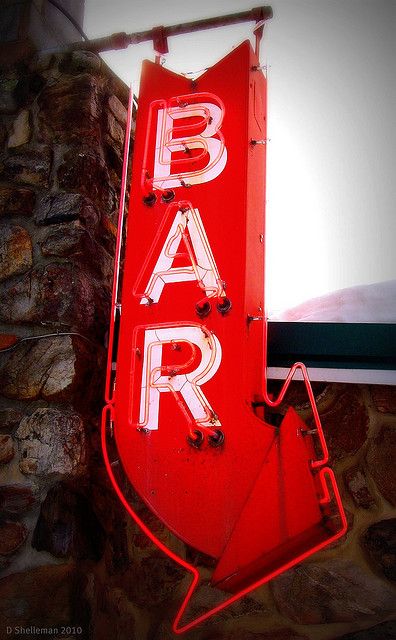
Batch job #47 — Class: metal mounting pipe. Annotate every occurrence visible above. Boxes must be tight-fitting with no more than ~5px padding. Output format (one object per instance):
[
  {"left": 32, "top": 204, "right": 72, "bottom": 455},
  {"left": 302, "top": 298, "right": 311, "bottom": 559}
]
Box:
[{"left": 68, "top": 6, "right": 273, "bottom": 54}]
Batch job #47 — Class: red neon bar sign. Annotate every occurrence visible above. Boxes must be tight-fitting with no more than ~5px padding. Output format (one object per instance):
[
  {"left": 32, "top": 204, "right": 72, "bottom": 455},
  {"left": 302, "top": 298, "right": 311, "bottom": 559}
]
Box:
[{"left": 102, "top": 41, "right": 347, "bottom": 633}]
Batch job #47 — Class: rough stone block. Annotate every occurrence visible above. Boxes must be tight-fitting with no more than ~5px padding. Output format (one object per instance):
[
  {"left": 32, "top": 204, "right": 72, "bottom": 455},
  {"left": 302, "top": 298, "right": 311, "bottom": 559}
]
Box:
[
  {"left": 313, "top": 389, "right": 369, "bottom": 460},
  {"left": 0, "top": 521, "right": 28, "bottom": 555},
  {"left": 130, "top": 508, "right": 169, "bottom": 552},
  {"left": 8, "top": 109, "right": 31, "bottom": 148},
  {"left": 179, "top": 583, "right": 264, "bottom": 628},
  {"left": 370, "top": 385, "right": 396, "bottom": 414},
  {"left": 34, "top": 191, "right": 98, "bottom": 228},
  {"left": 108, "top": 94, "right": 127, "bottom": 126},
  {"left": 339, "top": 620, "right": 396, "bottom": 639},
  {"left": 125, "top": 552, "right": 185, "bottom": 608},
  {"left": 39, "top": 220, "right": 89, "bottom": 256},
  {"left": 58, "top": 146, "right": 116, "bottom": 213},
  {"left": 2, "top": 146, "right": 52, "bottom": 187},
  {"left": 0, "top": 224, "right": 32, "bottom": 282},
  {"left": 0, "top": 563, "right": 78, "bottom": 629},
  {"left": 0, "top": 123, "right": 7, "bottom": 147},
  {"left": 38, "top": 73, "right": 101, "bottom": 143},
  {"left": 343, "top": 465, "right": 376, "bottom": 509},
  {"left": 325, "top": 506, "right": 354, "bottom": 550},
  {"left": 15, "top": 407, "right": 86, "bottom": 477},
  {"left": 9, "top": 71, "right": 45, "bottom": 106},
  {"left": 0, "top": 262, "right": 109, "bottom": 335},
  {"left": 39, "top": 222, "right": 114, "bottom": 282},
  {"left": 271, "top": 558, "right": 396, "bottom": 624},
  {"left": 103, "top": 134, "right": 123, "bottom": 182},
  {"left": 106, "top": 111, "right": 125, "bottom": 148},
  {"left": 94, "top": 585, "right": 137, "bottom": 640},
  {"left": 0, "top": 409, "right": 24, "bottom": 432},
  {"left": 366, "top": 425, "right": 396, "bottom": 505},
  {"left": 27, "top": 51, "right": 59, "bottom": 73},
  {"left": 66, "top": 51, "right": 104, "bottom": 75},
  {"left": 0, "top": 186, "right": 35, "bottom": 217},
  {"left": 0, "top": 77, "right": 19, "bottom": 114},
  {"left": 205, "top": 630, "right": 309, "bottom": 640},
  {"left": 0, "top": 335, "right": 92, "bottom": 401},
  {"left": 361, "top": 519, "right": 396, "bottom": 583},
  {"left": 32, "top": 483, "right": 105, "bottom": 559},
  {"left": 0, "top": 435, "right": 14, "bottom": 464},
  {"left": 0, "top": 484, "right": 36, "bottom": 514}
]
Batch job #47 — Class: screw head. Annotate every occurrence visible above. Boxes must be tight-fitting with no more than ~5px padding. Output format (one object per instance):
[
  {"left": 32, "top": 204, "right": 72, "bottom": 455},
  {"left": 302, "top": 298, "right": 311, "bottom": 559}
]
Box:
[
  {"left": 196, "top": 300, "right": 211, "bottom": 318},
  {"left": 161, "top": 190, "right": 175, "bottom": 203},
  {"left": 143, "top": 192, "right": 157, "bottom": 207},
  {"left": 187, "top": 429, "right": 204, "bottom": 448},
  {"left": 208, "top": 429, "right": 225, "bottom": 447},
  {"left": 216, "top": 297, "right": 232, "bottom": 315}
]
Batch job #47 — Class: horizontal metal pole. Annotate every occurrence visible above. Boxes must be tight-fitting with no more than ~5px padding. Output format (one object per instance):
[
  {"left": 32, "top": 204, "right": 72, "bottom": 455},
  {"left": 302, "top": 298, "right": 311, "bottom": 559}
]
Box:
[{"left": 69, "top": 6, "right": 273, "bottom": 53}]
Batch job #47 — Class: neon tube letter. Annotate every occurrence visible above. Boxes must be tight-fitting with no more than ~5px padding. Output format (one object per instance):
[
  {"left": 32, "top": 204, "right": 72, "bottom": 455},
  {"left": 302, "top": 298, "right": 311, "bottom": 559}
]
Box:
[
  {"left": 138, "top": 325, "right": 222, "bottom": 431},
  {"left": 151, "top": 94, "right": 227, "bottom": 189},
  {"left": 136, "top": 205, "right": 224, "bottom": 304}
]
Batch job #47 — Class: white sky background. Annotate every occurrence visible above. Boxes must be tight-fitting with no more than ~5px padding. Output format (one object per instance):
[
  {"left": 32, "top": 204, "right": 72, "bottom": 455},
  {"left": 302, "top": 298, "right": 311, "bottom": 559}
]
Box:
[{"left": 84, "top": 0, "right": 395, "bottom": 315}]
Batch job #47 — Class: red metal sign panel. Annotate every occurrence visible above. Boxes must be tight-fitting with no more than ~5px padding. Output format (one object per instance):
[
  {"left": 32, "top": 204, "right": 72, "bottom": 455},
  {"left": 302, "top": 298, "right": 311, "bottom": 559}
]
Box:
[{"left": 102, "top": 41, "right": 346, "bottom": 633}]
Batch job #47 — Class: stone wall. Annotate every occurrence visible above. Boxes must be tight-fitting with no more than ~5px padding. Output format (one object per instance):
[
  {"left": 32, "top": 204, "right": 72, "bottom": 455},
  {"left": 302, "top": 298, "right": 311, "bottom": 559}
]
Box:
[
  {"left": 0, "top": 51, "right": 395, "bottom": 640},
  {"left": 0, "top": 49, "right": 131, "bottom": 639}
]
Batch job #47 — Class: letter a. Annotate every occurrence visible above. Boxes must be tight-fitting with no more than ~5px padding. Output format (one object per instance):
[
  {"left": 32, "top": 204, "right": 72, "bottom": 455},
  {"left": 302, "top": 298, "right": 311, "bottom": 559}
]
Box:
[{"left": 134, "top": 203, "right": 225, "bottom": 304}]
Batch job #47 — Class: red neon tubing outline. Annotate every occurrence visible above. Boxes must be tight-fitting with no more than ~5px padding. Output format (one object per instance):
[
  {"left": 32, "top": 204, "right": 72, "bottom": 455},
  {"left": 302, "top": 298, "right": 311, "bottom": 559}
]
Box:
[
  {"left": 102, "top": 405, "right": 346, "bottom": 634},
  {"left": 102, "top": 87, "right": 348, "bottom": 635},
  {"left": 262, "top": 317, "right": 329, "bottom": 469}
]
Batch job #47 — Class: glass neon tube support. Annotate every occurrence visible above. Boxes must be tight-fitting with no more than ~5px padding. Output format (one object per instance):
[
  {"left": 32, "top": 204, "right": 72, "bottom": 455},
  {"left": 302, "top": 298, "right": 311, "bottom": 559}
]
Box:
[{"left": 104, "top": 85, "right": 134, "bottom": 406}]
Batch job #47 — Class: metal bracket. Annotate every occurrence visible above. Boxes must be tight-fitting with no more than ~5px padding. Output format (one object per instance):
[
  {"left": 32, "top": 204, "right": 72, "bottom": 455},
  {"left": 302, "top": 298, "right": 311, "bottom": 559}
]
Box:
[{"left": 66, "top": 6, "right": 273, "bottom": 55}]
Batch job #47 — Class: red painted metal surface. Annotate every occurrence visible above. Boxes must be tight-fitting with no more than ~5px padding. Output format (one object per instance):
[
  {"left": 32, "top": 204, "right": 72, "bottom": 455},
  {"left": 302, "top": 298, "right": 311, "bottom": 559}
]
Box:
[{"left": 102, "top": 41, "right": 347, "bottom": 633}]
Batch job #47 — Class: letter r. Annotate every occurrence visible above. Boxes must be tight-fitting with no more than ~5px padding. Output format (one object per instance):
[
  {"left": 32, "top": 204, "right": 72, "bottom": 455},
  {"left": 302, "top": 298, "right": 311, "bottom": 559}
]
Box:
[{"left": 138, "top": 324, "right": 222, "bottom": 431}]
